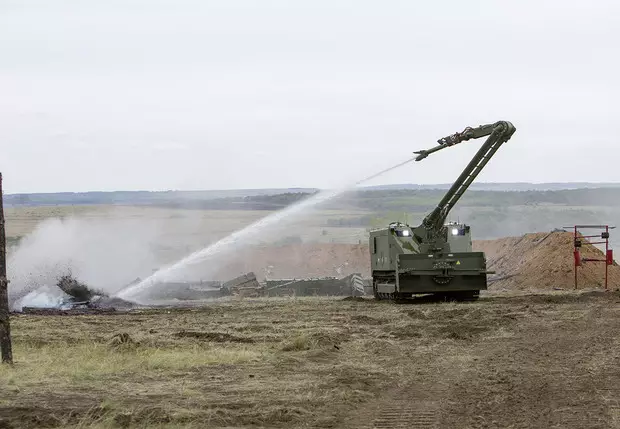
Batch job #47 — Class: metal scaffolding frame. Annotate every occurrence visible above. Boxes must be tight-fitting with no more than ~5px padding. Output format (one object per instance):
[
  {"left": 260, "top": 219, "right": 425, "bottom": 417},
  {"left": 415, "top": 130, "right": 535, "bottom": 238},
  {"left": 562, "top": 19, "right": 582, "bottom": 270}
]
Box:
[{"left": 570, "top": 225, "right": 615, "bottom": 290}]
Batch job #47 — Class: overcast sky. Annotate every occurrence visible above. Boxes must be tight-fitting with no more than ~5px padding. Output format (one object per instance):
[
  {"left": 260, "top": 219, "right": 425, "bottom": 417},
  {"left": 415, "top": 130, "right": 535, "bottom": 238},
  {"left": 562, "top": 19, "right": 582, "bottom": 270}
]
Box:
[{"left": 1, "top": 0, "right": 618, "bottom": 193}]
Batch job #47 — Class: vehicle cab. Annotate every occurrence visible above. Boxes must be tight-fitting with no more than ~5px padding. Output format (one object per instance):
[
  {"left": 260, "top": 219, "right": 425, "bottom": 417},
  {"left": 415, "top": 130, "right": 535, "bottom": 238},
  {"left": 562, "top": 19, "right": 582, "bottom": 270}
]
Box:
[{"left": 445, "top": 221, "right": 473, "bottom": 253}]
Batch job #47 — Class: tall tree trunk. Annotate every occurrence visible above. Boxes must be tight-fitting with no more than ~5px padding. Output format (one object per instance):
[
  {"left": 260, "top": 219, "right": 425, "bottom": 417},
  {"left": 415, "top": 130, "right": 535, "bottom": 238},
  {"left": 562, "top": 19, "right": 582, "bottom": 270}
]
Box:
[{"left": 0, "top": 172, "right": 13, "bottom": 364}]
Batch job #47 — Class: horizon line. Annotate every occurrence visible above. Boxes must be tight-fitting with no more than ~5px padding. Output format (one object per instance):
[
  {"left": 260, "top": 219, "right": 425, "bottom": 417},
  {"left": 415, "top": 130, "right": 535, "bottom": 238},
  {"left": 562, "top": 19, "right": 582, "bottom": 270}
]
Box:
[{"left": 5, "top": 181, "right": 620, "bottom": 196}]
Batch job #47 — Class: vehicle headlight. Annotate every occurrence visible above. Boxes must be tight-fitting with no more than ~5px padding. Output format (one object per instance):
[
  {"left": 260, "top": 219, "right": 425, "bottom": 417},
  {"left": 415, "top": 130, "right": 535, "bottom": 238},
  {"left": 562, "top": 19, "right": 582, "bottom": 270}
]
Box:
[
  {"left": 402, "top": 230, "right": 410, "bottom": 237},
  {"left": 451, "top": 228, "right": 459, "bottom": 236}
]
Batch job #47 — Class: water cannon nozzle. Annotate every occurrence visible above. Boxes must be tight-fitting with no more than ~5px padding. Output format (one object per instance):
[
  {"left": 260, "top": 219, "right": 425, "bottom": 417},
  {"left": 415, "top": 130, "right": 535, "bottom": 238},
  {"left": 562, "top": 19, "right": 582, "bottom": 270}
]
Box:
[{"left": 414, "top": 150, "right": 428, "bottom": 161}]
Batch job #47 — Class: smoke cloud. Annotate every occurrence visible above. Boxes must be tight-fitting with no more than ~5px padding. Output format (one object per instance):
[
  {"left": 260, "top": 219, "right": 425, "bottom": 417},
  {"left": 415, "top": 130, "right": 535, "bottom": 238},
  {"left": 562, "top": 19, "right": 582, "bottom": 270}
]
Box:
[
  {"left": 7, "top": 214, "right": 163, "bottom": 305},
  {"left": 12, "top": 285, "right": 70, "bottom": 312}
]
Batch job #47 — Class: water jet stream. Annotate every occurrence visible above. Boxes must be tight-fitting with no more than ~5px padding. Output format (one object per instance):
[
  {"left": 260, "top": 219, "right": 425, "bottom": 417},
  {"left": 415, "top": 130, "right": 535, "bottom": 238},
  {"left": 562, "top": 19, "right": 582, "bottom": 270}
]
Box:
[{"left": 116, "top": 157, "right": 417, "bottom": 301}]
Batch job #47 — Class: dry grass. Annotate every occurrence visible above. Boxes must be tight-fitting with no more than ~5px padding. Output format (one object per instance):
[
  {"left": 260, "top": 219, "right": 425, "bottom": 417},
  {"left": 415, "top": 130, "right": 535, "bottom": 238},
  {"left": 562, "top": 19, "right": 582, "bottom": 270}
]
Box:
[
  {"left": 1, "top": 292, "right": 620, "bottom": 428},
  {"left": 1, "top": 342, "right": 261, "bottom": 384}
]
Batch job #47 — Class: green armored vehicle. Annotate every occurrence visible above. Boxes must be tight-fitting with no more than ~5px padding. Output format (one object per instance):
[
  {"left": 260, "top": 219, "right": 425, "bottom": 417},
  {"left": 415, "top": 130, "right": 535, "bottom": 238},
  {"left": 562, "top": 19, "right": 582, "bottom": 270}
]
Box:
[{"left": 370, "top": 121, "right": 516, "bottom": 300}]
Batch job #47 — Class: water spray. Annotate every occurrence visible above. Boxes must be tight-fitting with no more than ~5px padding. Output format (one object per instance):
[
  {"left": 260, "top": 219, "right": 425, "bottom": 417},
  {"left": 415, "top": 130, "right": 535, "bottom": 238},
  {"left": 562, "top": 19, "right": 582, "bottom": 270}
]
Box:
[{"left": 115, "top": 156, "right": 417, "bottom": 302}]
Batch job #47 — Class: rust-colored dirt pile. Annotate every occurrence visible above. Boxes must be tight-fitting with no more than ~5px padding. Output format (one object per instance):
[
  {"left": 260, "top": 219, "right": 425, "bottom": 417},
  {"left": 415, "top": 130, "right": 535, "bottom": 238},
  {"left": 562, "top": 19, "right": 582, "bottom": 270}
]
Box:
[{"left": 474, "top": 231, "right": 620, "bottom": 290}]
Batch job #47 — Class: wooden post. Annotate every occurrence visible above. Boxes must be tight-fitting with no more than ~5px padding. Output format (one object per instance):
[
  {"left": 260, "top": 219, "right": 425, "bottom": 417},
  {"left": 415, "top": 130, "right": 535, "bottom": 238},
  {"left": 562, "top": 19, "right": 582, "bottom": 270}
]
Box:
[{"left": 0, "top": 172, "right": 13, "bottom": 364}]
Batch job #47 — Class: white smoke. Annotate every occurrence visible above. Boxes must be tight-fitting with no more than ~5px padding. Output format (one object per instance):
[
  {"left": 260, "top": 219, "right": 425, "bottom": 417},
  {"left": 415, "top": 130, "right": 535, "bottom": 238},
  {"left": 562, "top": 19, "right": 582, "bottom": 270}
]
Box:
[
  {"left": 7, "top": 214, "right": 163, "bottom": 305},
  {"left": 12, "top": 285, "right": 71, "bottom": 312}
]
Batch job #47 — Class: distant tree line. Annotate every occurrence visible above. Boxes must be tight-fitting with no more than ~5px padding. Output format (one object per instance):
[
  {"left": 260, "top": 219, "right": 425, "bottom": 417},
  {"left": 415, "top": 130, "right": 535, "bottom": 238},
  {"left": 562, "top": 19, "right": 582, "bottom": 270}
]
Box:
[
  {"left": 6, "top": 188, "right": 620, "bottom": 212},
  {"left": 153, "top": 192, "right": 314, "bottom": 211},
  {"left": 327, "top": 188, "right": 620, "bottom": 212}
]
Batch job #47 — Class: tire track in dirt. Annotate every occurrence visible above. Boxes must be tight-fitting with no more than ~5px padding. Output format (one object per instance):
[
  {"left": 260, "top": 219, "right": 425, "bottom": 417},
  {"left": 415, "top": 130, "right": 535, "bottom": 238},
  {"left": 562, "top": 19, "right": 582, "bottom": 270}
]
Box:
[
  {"left": 371, "top": 405, "right": 438, "bottom": 428},
  {"left": 341, "top": 344, "right": 461, "bottom": 429},
  {"left": 378, "top": 403, "right": 439, "bottom": 428},
  {"left": 343, "top": 297, "right": 620, "bottom": 429},
  {"left": 437, "top": 302, "right": 620, "bottom": 428},
  {"left": 348, "top": 389, "right": 443, "bottom": 429}
]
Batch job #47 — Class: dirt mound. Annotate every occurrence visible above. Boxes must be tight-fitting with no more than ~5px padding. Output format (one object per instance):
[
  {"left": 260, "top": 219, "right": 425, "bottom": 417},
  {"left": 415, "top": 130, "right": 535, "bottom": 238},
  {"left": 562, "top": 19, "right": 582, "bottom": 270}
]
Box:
[{"left": 474, "top": 231, "right": 619, "bottom": 290}]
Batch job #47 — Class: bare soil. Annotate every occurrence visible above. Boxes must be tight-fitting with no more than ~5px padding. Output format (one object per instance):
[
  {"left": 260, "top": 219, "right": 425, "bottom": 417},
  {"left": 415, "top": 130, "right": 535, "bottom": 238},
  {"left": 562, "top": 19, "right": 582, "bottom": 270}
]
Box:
[{"left": 2, "top": 290, "right": 620, "bottom": 428}]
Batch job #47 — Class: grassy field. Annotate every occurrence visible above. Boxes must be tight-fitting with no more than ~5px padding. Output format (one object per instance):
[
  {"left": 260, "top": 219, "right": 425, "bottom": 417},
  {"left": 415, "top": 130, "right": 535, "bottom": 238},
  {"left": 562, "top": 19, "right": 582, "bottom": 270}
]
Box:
[
  {"left": 2, "top": 291, "right": 620, "bottom": 428},
  {"left": 3, "top": 205, "right": 268, "bottom": 240},
  {"left": 3, "top": 205, "right": 369, "bottom": 245}
]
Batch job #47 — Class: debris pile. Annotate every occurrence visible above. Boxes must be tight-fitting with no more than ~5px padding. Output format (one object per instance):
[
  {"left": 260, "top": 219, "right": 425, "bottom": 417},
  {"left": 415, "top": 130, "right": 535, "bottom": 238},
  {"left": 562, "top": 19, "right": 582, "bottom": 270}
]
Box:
[
  {"left": 221, "top": 272, "right": 263, "bottom": 297},
  {"left": 264, "top": 273, "right": 365, "bottom": 297},
  {"left": 17, "top": 273, "right": 136, "bottom": 314},
  {"left": 143, "top": 271, "right": 366, "bottom": 301},
  {"left": 474, "top": 231, "right": 620, "bottom": 290},
  {"left": 138, "top": 280, "right": 223, "bottom": 301}
]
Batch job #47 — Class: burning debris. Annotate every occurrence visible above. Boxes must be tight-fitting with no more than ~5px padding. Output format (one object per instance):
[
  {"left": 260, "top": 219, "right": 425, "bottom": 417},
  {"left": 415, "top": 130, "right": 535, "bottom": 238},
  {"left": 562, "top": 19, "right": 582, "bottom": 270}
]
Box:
[
  {"left": 56, "top": 274, "right": 100, "bottom": 301},
  {"left": 15, "top": 273, "right": 137, "bottom": 314}
]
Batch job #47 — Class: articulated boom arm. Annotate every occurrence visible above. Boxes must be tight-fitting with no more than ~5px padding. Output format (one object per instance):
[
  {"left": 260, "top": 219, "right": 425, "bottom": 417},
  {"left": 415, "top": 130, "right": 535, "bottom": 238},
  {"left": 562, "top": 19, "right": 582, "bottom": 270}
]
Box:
[{"left": 417, "top": 121, "right": 516, "bottom": 233}]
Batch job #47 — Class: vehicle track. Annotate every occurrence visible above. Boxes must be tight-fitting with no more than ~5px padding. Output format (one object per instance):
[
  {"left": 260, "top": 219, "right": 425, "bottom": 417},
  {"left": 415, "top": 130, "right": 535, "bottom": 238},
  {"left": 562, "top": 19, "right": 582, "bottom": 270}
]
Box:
[
  {"left": 370, "top": 404, "right": 438, "bottom": 429},
  {"left": 344, "top": 375, "right": 448, "bottom": 429}
]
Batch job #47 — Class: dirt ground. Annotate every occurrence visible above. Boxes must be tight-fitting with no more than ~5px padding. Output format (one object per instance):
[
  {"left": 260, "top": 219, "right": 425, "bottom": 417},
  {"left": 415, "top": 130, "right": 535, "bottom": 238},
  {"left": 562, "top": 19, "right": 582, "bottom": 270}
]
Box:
[{"left": 1, "top": 290, "right": 620, "bottom": 428}]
